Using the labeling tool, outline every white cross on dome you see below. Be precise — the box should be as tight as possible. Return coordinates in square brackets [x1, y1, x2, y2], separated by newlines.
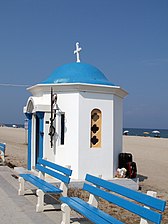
[74, 42, 82, 63]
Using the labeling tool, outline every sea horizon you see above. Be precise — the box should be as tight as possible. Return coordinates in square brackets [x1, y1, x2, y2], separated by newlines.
[0, 123, 168, 138]
[123, 127, 168, 138]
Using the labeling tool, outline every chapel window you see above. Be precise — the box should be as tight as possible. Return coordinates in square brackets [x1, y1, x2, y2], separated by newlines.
[90, 109, 102, 148]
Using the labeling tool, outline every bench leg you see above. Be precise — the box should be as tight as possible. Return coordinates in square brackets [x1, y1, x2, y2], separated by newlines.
[140, 191, 157, 224]
[1, 152, 5, 163]
[18, 177, 25, 195]
[60, 182, 68, 197]
[88, 194, 99, 207]
[36, 189, 44, 212]
[61, 203, 71, 224]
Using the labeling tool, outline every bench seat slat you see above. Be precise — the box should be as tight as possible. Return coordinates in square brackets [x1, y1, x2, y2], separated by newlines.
[60, 196, 123, 224]
[20, 174, 62, 193]
[38, 158, 72, 176]
[86, 174, 166, 212]
[35, 164, 70, 184]
[0, 143, 6, 153]
[83, 183, 162, 224]
[72, 197, 124, 224]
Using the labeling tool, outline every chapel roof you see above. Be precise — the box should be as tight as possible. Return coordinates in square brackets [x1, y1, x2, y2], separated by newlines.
[41, 62, 115, 86]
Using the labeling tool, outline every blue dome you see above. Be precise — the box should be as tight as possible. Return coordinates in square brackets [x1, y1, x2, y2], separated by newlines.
[41, 63, 115, 86]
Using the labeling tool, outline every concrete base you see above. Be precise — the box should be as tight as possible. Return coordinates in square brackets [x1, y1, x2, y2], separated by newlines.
[14, 167, 139, 191]
[68, 178, 139, 191]
[14, 166, 28, 174]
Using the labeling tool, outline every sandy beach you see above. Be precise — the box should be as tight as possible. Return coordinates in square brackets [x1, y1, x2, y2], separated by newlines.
[1, 126, 168, 191]
[0, 126, 168, 222]
[123, 135, 168, 192]
[0, 127, 27, 168]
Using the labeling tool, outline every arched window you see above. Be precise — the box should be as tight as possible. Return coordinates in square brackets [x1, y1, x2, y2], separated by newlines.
[90, 109, 102, 148]
[27, 99, 34, 113]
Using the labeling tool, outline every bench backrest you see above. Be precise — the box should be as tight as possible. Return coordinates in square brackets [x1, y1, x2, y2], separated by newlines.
[36, 158, 72, 184]
[0, 143, 6, 153]
[84, 174, 166, 224]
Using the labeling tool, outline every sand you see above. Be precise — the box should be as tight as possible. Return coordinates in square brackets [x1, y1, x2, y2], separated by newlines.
[1, 126, 168, 191]
[0, 126, 168, 223]
[123, 135, 168, 192]
[0, 127, 27, 168]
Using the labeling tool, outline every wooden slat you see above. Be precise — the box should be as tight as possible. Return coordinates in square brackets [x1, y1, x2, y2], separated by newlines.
[72, 197, 123, 224]
[83, 183, 162, 224]
[85, 174, 166, 212]
[60, 196, 123, 224]
[38, 158, 72, 176]
[20, 174, 62, 193]
[36, 164, 70, 184]
[0, 143, 6, 153]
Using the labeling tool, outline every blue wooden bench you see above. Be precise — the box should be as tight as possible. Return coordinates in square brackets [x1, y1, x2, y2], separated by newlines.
[0, 143, 6, 164]
[60, 174, 166, 224]
[18, 158, 72, 212]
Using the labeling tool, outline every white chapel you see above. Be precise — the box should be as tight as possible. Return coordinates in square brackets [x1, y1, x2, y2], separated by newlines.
[24, 43, 128, 180]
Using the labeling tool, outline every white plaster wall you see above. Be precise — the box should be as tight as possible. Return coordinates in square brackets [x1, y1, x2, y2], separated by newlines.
[113, 95, 123, 175]
[53, 92, 80, 178]
[43, 112, 56, 162]
[28, 86, 124, 180]
[28, 92, 80, 178]
[78, 92, 114, 180]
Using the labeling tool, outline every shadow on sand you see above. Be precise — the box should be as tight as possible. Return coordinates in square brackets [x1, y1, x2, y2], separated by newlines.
[137, 173, 148, 182]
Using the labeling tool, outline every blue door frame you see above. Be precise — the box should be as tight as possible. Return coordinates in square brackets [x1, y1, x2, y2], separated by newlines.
[25, 113, 32, 170]
[25, 112, 44, 170]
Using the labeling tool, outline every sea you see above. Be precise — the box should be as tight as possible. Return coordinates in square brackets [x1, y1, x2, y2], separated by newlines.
[1, 123, 24, 128]
[1, 124, 168, 139]
[123, 128, 168, 138]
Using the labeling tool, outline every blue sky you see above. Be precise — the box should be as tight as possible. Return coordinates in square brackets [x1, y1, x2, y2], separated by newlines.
[0, 0, 168, 129]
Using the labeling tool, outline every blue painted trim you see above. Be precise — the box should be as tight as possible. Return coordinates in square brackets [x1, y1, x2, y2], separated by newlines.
[60, 174, 166, 224]
[0, 143, 6, 153]
[36, 164, 70, 184]
[41, 63, 115, 86]
[60, 196, 123, 224]
[38, 158, 72, 176]
[25, 113, 32, 170]
[85, 174, 166, 212]
[36, 112, 44, 160]
[20, 174, 62, 193]
[83, 183, 162, 223]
